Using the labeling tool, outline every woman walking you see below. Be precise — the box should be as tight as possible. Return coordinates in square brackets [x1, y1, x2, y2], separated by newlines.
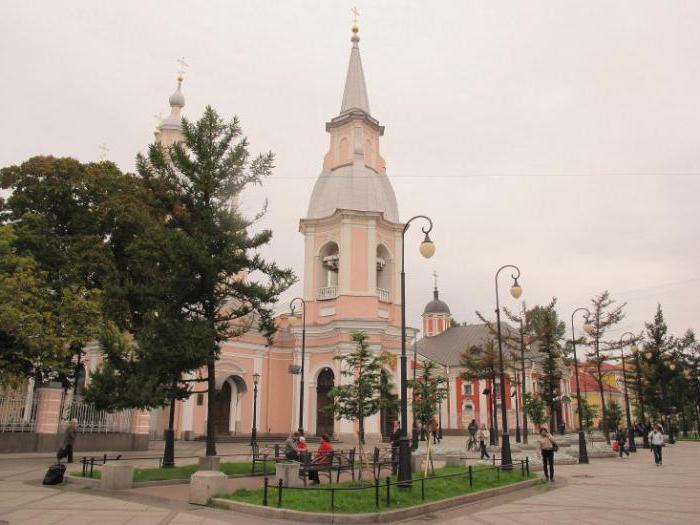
[648, 425, 665, 466]
[538, 426, 557, 482]
[616, 428, 630, 458]
[478, 424, 490, 460]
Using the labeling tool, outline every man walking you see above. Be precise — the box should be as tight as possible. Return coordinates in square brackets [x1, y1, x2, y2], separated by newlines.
[467, 419, 478, 451]
[648, 425, 665, 466]
[57, 418, 78, 463]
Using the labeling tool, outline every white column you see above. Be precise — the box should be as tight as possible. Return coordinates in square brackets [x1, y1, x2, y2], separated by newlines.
[339, 218, 352, 293]
[181, 373, 195, 433]
[303, 226, 315, 300]
[449, 372, 458, 428]
[367, 219, 377, 294]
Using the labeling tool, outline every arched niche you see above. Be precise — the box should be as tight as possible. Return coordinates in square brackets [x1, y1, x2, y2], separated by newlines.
[376, 244, 392, 302]
[317, 241, 339, 300]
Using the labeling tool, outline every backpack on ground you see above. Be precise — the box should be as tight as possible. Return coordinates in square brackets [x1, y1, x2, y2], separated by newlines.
[42, 463, 66, 485]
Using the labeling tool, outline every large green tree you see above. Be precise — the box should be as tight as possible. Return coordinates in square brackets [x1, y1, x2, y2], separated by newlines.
[134, 107, 296, 455]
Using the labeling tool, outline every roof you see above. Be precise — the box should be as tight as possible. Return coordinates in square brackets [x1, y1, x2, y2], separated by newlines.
[416, 323, 518, 367]
[159, 78, 185, 131]
[305, 163, 399, 222]
[575, 371, 620, 393]
[340, 33, 370, 114]
[424, 289, 450, 315]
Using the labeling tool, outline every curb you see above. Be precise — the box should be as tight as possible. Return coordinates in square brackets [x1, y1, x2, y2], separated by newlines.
[211, 478, 540, 524]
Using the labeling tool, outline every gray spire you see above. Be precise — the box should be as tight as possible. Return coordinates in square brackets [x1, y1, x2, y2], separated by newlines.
[340, 30, 370, 115]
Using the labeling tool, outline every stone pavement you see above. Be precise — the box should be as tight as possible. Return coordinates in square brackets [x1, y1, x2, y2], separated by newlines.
[1, 439, 698, 524]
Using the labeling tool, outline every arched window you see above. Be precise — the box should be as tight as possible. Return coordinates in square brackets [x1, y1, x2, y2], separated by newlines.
[338, 137, 349, 164]
[317, 242, 339, 300]
[376, 244, 391, 302]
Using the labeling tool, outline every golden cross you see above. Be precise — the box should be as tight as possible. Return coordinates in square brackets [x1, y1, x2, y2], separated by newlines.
[177, 57, 189, 79]
[351, 7, 360, 26]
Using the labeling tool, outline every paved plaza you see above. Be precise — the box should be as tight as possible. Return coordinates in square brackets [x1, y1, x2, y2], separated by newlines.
[0, 440, 698, 524]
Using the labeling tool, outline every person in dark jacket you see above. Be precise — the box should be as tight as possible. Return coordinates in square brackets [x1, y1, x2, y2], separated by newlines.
[57, 419, 77, 463]
[467, 419, 478, 450]
[616, 428, 630, 458]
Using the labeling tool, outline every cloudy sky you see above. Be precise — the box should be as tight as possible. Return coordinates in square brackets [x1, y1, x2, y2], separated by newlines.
[2, 1, 699, 342]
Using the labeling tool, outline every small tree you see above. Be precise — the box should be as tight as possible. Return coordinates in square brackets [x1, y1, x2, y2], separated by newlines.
[329, 332, 396, 479]
[523, 393, 547, 428]
[409, 359, 447, 474]
[577, 397, 598, 440]
[602, 401, 623, 435]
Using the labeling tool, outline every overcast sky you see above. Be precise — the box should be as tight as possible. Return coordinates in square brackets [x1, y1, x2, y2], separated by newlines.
[2, 1, 699, 343]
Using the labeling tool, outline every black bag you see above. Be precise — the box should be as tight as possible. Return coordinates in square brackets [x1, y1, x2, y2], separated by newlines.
[552, 441, 559, 452]
[43, 463, 66, 485]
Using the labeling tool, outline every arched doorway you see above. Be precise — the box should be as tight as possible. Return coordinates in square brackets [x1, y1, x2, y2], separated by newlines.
[379, 369, 398, 439]
[213, 375, 247, 435]
[214, 381, 232, 435]
[316, 368, 335, 436]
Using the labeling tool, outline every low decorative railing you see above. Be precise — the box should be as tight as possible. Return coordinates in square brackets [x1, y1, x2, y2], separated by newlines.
[0, 393, 38, 432]
[318, 286, 338, 300]
[376, 288, 390, 303]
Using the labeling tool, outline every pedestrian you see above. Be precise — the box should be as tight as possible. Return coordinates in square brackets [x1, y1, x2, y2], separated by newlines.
[431, 417, 439, 444]
[284, 431, 300, 460]
[308, 434, 334, 484]
[297, 435, 308, 458]
[478, 424, 490, 459]
[390, 420, 401, 475]
[57, 418, 77, 463]
[467, 419, 478, 451]
[648, 424, 665, 466]
[538, 426, 557, 482]
[616, 428, 630, 458]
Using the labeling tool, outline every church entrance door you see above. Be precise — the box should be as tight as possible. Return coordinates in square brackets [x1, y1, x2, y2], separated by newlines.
[316, 368, 335, 436]
[214, 381, 231, 435]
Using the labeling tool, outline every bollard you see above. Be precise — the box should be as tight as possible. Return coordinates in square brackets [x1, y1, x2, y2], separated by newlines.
[421, 477, 425, 500]
[497, 466, 500, 481]
[468, 465, 473, 488]
[90, 457, 95, 477]
[385, 477, 391, 507]
[277, 478, 283, 508]
[331, 488, 335, 512]
[526, 456, 530, 476]
[263, 477, 269, 506]
[375, 477, 379, 508]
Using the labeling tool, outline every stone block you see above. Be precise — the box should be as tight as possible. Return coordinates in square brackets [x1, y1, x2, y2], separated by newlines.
[189, 470, 228, 505]
[411, 453, 426, 473]
[445, 455, 464, 467]
[198, 455, 220, 471]
[275, 461, 302, 487]
[100, 463, 134, 490]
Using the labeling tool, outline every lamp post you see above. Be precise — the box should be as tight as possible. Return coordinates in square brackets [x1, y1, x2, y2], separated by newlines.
[399, 215, 435, 486]
[618, 333, 637, 452]
[438, 398, 443, 440]
[290, 297, 307, 436]
[512, 370, 521, 443]
[521, 328, 529, 444]
[494, 264, 522, 468]
[572, 307, 591, 464]
[412, 337, 419, 451]
[632, 348, 649, 448]
[250, 373, 260, 446]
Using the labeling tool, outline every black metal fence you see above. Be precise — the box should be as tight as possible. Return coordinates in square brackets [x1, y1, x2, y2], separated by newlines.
[260, 458, 531, 513]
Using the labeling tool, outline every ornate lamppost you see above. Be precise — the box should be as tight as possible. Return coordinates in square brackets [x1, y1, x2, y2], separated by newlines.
[250, 373, 260, 446]
[512, 370, 521, 443]
[619, 333, 637, 452]
[412, 337, 419, 450]
[289, 297, 307, 435]
[572, 307, 592, 464]
[494, 264, 522, 468]
[399, 215, 435, 486]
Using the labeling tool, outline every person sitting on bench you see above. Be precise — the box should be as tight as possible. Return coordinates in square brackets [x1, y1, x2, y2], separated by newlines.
[308, 434, 333, 484]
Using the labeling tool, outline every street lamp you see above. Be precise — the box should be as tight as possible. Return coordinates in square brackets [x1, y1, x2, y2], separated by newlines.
[399, 215, 435, 486]
[619, 333, 637, 453]
[570, 307, 591, 464]
[289, 297, 307, 436]
[632, 346, 650, 448]
[412, 338, 419, 451]
[250, 373, 260, 446]
[521, 330, 530, 444]
[512, 371, 521, 443]
[494, 264, 522, 468]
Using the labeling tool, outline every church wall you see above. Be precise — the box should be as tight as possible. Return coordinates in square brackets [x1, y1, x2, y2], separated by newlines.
[350, 224, 368, 291]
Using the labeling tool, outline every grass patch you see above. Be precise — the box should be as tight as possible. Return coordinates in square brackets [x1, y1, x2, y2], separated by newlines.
[220, 465, 535, 514]
[676, 435, 700, 441]
[71, 460, 274, 482]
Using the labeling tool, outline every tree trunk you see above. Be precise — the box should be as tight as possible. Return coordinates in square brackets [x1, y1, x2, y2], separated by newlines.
[206, 356, 217, 456]
[163, 392, 176, 467]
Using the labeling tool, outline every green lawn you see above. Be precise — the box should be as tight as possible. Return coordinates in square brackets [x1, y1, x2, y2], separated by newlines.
[676, 434, 700, 441]
[219, 465, 535, 514]
[71, 460, 274, 482]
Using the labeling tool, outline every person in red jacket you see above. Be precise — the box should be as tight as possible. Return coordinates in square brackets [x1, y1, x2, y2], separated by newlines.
[308, 434, 334, 484]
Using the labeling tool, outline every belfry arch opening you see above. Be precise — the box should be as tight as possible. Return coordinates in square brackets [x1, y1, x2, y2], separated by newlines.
[317, 241, 339, 300]
[376, 244, 391, 302]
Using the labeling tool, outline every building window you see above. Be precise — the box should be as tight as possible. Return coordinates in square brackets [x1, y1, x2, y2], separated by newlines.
[197, 394, 204, 406]
[463, 383, 472, 396]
